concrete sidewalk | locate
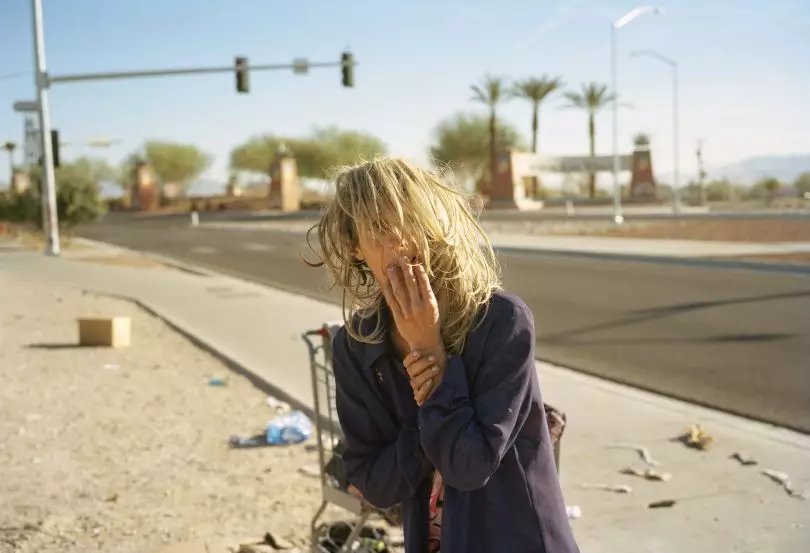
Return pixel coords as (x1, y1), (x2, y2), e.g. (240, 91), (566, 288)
(1, 241), (808, 553)
(195, 220), (810, 259)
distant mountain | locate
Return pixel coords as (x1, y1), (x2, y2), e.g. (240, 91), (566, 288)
(656, 154), (810, 187)
(708, 154), (810, 185)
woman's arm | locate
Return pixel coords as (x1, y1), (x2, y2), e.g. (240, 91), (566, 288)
(417, 297), (537, 492)
(333, 328), (433, 509)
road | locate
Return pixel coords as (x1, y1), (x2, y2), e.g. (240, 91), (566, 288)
(78, 218), (810, 432)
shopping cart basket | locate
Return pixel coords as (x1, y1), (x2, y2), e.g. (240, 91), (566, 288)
(302, 322), (401, 553)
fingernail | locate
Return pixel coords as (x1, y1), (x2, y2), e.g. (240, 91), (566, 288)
(427, 356), (434, 361)
(432, 366), (439, 373)
(411, 350), (419, 357)
(387, 264), (395, 272)
(426, 380), (433, 389)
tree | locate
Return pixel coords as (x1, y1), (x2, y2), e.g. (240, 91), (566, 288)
(142, 141), (211, 192)
(310, 126), (388, 169)
(229, 127), (387, 178)
(705, 179), (733, 202)
(54, 160), (108, 232)
(510, 75), (564, 153)
(757, 177), (781, 206)
(429, 111), (524, 186)
(563, 82), (615, 198)
(470, 75), (509, 192)
(793, 172), (810, 198)
(7, 157), (107, 231)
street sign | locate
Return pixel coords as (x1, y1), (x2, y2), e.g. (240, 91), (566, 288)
(292, 58), (309, 75)
(13, 100), (39, 113)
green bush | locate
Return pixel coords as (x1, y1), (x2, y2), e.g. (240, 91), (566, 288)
(2, 158), (107, 231)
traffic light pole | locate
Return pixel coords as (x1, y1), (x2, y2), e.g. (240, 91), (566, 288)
(32, 0), (60, 256)
(28, 0), (356, 256)
(47, 59), (349, 85)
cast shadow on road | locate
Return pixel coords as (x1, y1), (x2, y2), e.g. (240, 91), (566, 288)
(538, 289), (810, 345)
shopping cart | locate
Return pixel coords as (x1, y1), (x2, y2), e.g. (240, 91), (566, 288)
(302, 321), (566, 551)
(302, 322), (400, 553)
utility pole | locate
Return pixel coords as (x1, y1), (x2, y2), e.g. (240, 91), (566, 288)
(696, 139), (706, 205)
(32, 0), (60, 255)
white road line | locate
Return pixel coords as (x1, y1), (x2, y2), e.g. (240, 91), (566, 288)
(244, 243), (275, 252)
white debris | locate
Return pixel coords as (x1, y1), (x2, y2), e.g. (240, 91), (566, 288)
(762, 469), (808, 500)
(607, 442), (661, 466)
(581, 483), (633, 494)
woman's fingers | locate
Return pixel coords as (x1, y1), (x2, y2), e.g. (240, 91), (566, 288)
(381, 270), (404, 318)
(414, 379), (434, 406)
(399, 256), (422, 306)
(387, 262), (411, 318)
(404, 354), (435, 378)
(413, 264), (436, 305)
(411, 364), (438, 390)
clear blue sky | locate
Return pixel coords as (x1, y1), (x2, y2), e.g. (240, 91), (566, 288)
(1, 0), (808, 187)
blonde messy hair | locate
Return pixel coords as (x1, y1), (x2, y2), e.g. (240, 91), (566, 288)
(307, 157), (501, 355)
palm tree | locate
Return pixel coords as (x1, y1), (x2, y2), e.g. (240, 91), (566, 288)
(563, 82), (615, 198)
(470, 75), (508, 194)
(510, 76), (564, 153)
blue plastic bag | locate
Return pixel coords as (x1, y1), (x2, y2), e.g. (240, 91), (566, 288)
(265, 410), (313, 445)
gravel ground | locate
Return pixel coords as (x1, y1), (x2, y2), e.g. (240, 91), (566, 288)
(0, 272), (359, 553)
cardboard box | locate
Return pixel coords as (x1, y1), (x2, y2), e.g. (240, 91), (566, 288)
(77, 317), (131, 348)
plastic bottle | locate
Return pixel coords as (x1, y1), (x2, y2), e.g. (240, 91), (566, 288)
(265, 410), (313, 445)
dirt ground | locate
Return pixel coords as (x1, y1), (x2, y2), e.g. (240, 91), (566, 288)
(0, 273), (369, 553)
(481, 218), (810, 243)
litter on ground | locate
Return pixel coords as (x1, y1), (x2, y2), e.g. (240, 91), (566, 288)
(676, 424), (715, 450)
(606, 442), (661, 466)
(620, 467), (673, 482)
(580, 483), (633, 494)
(761, 469), (809, 500)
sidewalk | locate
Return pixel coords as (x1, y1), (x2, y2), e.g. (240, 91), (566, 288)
(195, 220), (810, 259)
(486, 232), (810, 258)
(2, 240), (809, 553)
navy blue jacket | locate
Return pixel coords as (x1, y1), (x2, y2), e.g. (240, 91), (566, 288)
(332, 290), (580, 553)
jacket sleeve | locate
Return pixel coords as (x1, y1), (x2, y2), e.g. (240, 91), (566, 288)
(332, 328), (433, 509)
(418, 299), (537, 491)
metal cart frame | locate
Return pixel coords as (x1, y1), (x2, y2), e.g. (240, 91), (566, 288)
(303, 322), (390, 553)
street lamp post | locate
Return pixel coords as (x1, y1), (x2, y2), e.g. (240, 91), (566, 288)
(631, 49), (680, 213)
(611, 5), (664, 224)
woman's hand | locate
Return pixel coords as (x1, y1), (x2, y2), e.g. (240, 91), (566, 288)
(381, 255), (442, 352)
(404, 350), (446, 406)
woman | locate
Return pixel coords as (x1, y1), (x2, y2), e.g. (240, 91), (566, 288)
(309, 158), (578, 553)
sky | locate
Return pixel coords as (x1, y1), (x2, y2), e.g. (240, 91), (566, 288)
(1, 0), (809, 193)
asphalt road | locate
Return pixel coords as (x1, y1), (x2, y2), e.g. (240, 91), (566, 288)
(78, 218), (810, 432)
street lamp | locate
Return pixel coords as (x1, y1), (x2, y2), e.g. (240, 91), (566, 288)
(611, 5), (664, 224)
(631, 49), (680, 213)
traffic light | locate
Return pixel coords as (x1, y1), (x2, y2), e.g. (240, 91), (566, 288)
(341, 51), (354, 88)
(235, 56), (249, 93)
(51, 129), (60, 168)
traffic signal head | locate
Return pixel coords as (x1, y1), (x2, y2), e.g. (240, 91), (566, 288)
(51, 129), (60, 168)
(341, 52), (354, 88)
(235, 56), (249, 93)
